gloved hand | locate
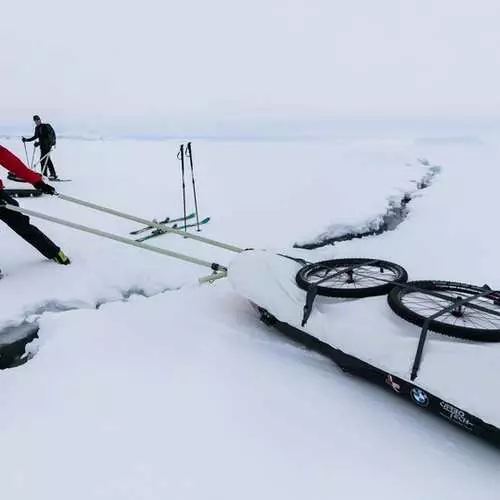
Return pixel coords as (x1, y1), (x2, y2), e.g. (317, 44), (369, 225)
(33, 181), (56, 195)
(34, 142), (39, 147)
(22, 137), (26, 142)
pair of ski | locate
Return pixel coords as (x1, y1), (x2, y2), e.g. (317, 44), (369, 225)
(130, 212), (210, 242)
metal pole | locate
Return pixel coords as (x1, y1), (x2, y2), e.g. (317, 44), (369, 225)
(23, 142), (30, 168)
(198, 270), (228, 284)
(56, 193), (244, 253)
(30, 147), (36, 170)
(178, 144), (187, 231)
(32, 149), (52, 170)
(2, 203), (226, 275)
(186, 142), (201, 231)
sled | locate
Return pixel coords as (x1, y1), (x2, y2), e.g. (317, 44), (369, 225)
(228, 250), (500, 449)
(3, 188), (43, 198)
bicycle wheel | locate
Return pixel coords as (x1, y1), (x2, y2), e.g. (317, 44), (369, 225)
(295, 258), (408, 298)
(387, 280), (500, 341)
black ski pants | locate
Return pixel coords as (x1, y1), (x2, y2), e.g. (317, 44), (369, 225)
(40, 146), (57, 178)
(0, 191), (60, 259)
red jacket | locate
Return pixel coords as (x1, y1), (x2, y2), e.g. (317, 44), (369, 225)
(0, 145), (42, 188)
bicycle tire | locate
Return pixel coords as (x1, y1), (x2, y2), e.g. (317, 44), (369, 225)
(296, 258), (408, 298)
(387, 280), (500, 341)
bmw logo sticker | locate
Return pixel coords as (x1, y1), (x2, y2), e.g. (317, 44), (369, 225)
(410, 387), (429, 407)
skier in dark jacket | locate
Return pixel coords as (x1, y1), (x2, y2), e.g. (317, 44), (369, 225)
(0, 144), (70, 276)
(22, 115), (58, 180)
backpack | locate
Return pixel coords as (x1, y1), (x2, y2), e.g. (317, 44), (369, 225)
(45, 124), (56, 147)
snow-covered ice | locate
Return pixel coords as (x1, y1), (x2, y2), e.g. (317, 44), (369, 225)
(0, 136), (499, 499)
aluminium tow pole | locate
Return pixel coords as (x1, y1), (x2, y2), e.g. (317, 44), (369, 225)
(2, 202), (228, 284)
(56, 193), (244, 253)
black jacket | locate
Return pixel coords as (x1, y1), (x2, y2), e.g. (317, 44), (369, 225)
(25, 123), (56, 149)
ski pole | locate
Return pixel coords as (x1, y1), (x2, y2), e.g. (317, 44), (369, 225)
(23, 141), (30, 168)
(185, 142), (201, 231)
(30, 147), (36, 170)
(56, 193), (244, 253)
(41, 152), (48, 176)
(2, 202), (228, 284)
(32, 149), (52, 171)
(178, 144), (187, 231)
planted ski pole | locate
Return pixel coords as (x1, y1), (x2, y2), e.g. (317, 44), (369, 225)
(177, 144), (187, 231)
(23, 142), (30, 168)
(55, 193), (244, 253)
(32, 149), (52, 170)
(30, 147), (36, 170)
(2, 202), (228, 284)
(185, 142), (201, 231)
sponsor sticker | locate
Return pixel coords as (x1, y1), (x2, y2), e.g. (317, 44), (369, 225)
(410, 387), (429, 407)
(385, 374), (401, 393)
(439, 401), (474, 430)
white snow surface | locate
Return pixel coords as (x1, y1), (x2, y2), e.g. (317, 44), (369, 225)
(0, 137), (499, 499)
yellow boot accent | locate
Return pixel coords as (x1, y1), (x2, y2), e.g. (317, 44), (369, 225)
(53, 250), (71, 265)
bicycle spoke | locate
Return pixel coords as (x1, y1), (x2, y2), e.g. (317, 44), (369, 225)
(389, 281), (500, 338)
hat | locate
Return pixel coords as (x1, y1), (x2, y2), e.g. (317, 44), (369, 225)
(33, 115), (41, 121)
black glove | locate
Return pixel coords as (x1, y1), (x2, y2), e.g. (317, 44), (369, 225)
(22, 137), (26, 142)
(34, 181), (56, 195)
(34, 142), (39, 147)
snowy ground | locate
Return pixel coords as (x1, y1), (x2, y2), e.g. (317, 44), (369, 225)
(0, 136), (499, 499)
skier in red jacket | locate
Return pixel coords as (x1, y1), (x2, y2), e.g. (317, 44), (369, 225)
(0, 145), (70, 271)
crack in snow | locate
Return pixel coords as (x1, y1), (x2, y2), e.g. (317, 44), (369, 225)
(3, 285), (177, 335)
(295, 161), (441, 250)
(24, 285), (178, 317)
(0, 285), (179, 368)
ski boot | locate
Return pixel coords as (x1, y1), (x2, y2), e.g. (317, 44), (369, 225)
(53, 250), (71, 265)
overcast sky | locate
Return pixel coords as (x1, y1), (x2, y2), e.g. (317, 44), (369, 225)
(2, 0), (500, 134)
